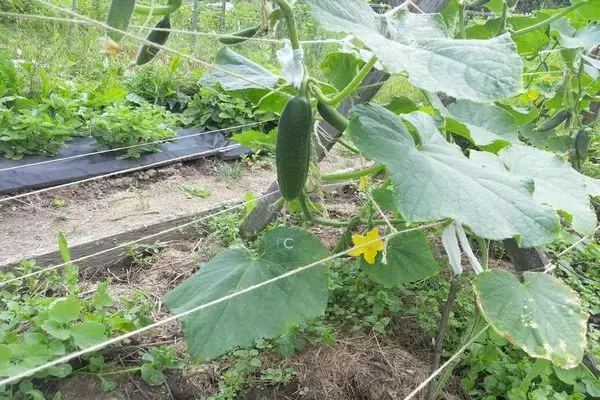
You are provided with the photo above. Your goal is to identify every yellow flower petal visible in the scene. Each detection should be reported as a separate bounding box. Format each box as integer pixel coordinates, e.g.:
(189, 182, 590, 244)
(359, 175, 371, 191)
(527, 89, 540, 101)
(348, 247, 364, 257)
(363, 247, 378, 264)
(365, 228, 380, 241)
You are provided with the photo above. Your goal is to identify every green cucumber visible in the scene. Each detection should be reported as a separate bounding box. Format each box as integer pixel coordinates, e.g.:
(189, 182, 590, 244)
(317, 101, 348, 132)
(537, 109, 571, 132)
(218, 25, 262, 45)
(134, 0, 182, 15)
(106, 0, 136, 42)
(575, 130, 589, 161)
(276, 95, 313, 201)
(135, 16, 171, 66)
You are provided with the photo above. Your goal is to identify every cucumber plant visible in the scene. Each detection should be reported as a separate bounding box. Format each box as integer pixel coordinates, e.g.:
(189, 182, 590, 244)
(159, 0, 600, 388)
(31, 0, 600, 396)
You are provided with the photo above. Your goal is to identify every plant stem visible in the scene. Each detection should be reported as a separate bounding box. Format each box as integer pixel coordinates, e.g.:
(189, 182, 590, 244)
(512, 0, 589, 37)
(336, 138, 360, 154)
(478, 238, 489, 269)
(497, 0, 507, 35)
(298, 193, 404, 228)
(425, 277, 462, 400)
(433, 312, 485, 398)
(321, 164, 385, 182)
(458, 1, 466, 39)
(271, 0, 300, 49)
(312, 56, 378, 106)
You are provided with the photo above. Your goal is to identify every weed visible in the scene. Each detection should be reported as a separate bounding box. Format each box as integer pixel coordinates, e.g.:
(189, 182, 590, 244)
(0, 237, 159, 398)
(125, 242, 166, 268)
(216, 161, 244, 181)
(179, 184, 211, 199)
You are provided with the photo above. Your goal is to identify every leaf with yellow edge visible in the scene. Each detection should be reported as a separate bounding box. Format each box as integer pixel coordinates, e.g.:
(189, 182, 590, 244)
(473, 269, 587, 368)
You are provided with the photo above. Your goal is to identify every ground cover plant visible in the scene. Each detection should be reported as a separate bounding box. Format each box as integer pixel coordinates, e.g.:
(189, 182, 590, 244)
(0, 0, 600, 399)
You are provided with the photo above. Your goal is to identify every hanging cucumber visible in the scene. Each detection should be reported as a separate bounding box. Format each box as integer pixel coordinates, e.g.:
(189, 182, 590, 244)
(135, 16, 171, 66)
(106, 0, 136, 42)
(574, 130, 589, 161)
(218, 25, 262, 45)
(134, 0, 182, 15)
(276, 94, 313, 201)
(317, 101, 348, 132)
(536, 109, 571, 132)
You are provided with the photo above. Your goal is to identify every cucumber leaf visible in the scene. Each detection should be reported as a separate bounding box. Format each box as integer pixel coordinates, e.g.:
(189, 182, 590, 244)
(446, 99, 521, 148)
(163, 228, 328, 361)
(303, 0, 522, 102)
(473, 269, 587, 369)
(498, 145, 600, 235)
(363, 231, 440, 286)
(347, 105, 559, 246)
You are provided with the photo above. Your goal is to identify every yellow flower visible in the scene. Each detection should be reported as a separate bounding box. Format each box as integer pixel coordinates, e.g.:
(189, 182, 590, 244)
(349, 228, 385, 264)
(526, 89, 540, 101)
(359, 175, 371, 191)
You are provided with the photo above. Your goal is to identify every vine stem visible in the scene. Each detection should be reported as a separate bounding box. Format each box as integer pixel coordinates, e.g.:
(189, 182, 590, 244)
(425, 277, 462, 400)
(458, 1, 466, 39)
(511, 0, 589, 37)
(321, 164, 385, 182)
(297, 193, 404, 228)
(271, 0, 300, 49)
(311, 56, 379, 106)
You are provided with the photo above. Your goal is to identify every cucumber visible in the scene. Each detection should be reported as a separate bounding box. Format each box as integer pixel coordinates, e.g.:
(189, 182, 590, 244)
(276, 95, 313, 201)
(218, 25, 262, 45)
(135, 16, 171, 66)
(317, 101, 348, 132)
(537, 109, 571, 132)
(106, 0, 136, 42)
(575, 130, 589, 161)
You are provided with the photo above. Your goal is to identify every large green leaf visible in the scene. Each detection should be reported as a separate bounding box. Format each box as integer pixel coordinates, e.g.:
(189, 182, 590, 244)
(446, 99, 521, 148)
(508, 15, 550, 54)
(199, 48, 282, 91)
(551, 19, 600, 49)
(321, 52, 364, 92)
(363, 231, 440, 286)
(303, 0, 522, 102)
(498, 145, 600, 235)
(163, 228, 328, 361)
(473, 269, 587, 368)
(347, 105, 559, 246)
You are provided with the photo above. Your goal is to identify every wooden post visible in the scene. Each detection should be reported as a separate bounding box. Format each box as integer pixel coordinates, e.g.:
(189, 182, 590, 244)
(192, 0, 200, 47)
(71, 0, 76, 10)
(220, 0, 227, 30)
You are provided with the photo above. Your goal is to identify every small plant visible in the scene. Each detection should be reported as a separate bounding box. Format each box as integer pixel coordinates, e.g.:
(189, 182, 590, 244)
(0, 235, 158, 398)
(179, 184, 212, 198)
(88, 103, 178, 159)
(216, 161, 244, 181)
(0, 106, 76, 160)
(126, 57, 193, 112)
(125, 242, 166, 268)
(183, 86, 275, 133)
